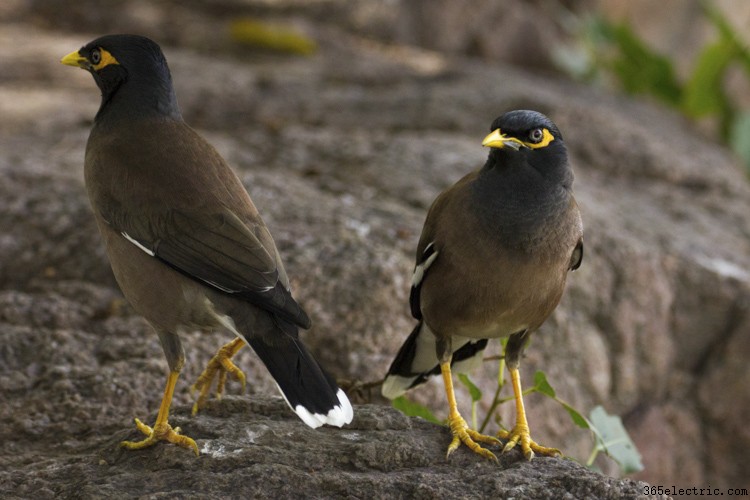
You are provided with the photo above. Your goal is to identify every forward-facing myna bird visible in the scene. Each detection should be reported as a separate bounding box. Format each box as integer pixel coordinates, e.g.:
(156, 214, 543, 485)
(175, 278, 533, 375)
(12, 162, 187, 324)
(61, 34, 352, 454)
(382, 110, 583, 462)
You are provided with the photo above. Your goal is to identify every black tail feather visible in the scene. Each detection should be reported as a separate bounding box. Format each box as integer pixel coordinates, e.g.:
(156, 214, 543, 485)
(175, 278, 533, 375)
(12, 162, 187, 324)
(242, 319, 352, 428)
(382, 320, 488, 398)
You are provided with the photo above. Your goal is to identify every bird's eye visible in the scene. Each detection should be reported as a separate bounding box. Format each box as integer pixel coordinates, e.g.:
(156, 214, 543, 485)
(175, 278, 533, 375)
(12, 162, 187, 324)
(529, 128, 544, 143)
(90, 49, 101, 65)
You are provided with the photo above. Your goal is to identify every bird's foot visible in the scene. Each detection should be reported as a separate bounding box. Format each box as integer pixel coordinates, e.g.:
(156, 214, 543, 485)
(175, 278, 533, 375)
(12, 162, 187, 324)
(446, 413, 501, 463)
(121, 418, 199, 456)
(191, 338, 246, 415)
(496, 424, 561, 460)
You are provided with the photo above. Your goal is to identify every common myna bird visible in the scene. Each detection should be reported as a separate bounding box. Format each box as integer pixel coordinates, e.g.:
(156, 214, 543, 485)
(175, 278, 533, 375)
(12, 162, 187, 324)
(61, 34, 352, 454)
(382, 110, 583, 461)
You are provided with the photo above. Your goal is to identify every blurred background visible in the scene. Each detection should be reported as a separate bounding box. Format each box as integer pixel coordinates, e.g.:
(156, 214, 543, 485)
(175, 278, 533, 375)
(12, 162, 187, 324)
(1, 0, 749, 494)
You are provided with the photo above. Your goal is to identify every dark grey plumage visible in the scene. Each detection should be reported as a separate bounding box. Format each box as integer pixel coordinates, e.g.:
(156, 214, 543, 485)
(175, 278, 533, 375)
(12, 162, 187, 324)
(383, 110, 583, 461)
(62, 35, 352, 454)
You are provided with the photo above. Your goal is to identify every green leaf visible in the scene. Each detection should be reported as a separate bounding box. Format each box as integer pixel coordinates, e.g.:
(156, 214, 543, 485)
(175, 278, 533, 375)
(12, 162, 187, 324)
(585, 16, 617, 48)
(562, 402, 590, 429)
(604, 21, 682, 106)
(229, 19, 317, 55)
(730, 112, 750, 172)
(588, 406, 644, 474)
(457, 373, 482, 402)
(391, 396, 442, 425)
(682, 39, 735, 117)
(701, 0, 750, 72)
(532, 370, 556, 398)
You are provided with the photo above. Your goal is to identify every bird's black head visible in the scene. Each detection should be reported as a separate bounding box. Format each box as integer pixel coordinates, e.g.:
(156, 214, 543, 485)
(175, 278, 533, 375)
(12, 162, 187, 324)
(61, 34, 181, 122)
(482, 110, 572, 188)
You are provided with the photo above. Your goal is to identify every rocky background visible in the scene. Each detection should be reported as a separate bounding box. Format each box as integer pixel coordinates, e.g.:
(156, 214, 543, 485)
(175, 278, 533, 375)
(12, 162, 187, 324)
(1, 0, 749, 497)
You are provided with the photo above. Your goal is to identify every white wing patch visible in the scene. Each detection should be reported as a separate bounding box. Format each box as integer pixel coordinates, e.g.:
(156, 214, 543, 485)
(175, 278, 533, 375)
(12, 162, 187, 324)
(412, 242, 438, 288)
(202, 279, 237, 293)
(121, 232, 155, 256)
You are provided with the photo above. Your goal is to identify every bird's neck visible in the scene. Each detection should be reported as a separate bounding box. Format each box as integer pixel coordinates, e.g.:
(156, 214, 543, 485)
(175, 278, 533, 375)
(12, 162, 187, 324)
(95, 75, 182, 126)
(472, 160, 573, 250)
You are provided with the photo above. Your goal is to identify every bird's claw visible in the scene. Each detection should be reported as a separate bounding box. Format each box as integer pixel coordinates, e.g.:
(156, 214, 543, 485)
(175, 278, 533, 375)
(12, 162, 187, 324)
(121, 418, 199, 456)
(192, 340, 246, 415)
(496, 425, 561, 461)
(446, 414, 501, 463)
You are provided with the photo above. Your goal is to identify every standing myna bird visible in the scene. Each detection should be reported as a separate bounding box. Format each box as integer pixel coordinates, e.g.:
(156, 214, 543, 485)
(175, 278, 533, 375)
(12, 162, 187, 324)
(382, 110, 583, 462)
(61, 34, 352, 454)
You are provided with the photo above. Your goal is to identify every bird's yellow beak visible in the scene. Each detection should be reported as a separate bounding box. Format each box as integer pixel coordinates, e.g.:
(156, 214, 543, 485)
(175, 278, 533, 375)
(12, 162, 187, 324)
(60, 50, 87, 68)
(482, 129, 525, 150)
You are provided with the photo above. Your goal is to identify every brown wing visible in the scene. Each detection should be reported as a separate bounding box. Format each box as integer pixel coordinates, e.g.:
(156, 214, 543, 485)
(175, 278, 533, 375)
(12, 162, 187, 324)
(104, 206, 311, 329)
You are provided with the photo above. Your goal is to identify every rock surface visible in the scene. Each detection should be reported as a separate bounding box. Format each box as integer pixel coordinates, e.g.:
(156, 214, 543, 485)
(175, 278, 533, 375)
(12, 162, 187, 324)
(3, 396, 661, 499)
(1, 0, 749, 496)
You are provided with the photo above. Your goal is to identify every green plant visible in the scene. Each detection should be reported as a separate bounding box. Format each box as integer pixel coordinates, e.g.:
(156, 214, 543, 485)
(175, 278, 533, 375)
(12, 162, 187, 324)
(229, 19, 317, 55)
(556, 1, 750, 173)
(392, 349, 643, 475)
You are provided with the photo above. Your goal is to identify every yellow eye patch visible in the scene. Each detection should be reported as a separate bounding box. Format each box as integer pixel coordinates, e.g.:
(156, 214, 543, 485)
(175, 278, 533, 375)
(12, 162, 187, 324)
(524, 128, 555, 149)
(92, 48, 119, 71)
(482, 127, 556, 151)
(61, 47, 119, 71)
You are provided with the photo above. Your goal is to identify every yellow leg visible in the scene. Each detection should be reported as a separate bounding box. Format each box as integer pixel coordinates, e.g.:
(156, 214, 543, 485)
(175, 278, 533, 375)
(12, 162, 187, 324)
(496, 367, 561, 460)
(121, 370, 199, 455)
(191, 337, 246, 415)
(441, 362, 501, 462)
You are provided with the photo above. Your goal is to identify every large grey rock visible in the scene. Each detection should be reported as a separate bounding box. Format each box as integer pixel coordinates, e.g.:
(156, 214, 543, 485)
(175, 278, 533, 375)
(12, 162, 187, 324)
(2, 0, 750, 494)
(2, 395, 660, 499)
